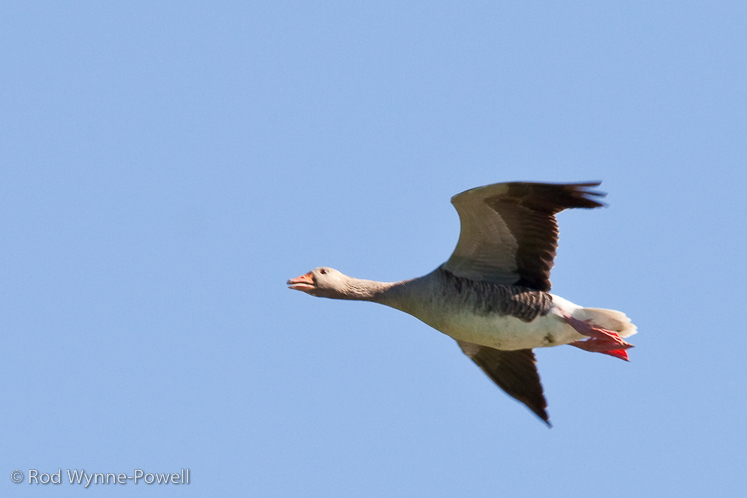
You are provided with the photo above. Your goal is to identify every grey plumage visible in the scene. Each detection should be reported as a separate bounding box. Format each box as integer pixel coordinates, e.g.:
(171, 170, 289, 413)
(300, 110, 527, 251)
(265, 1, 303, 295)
(436, 267, 552, 322)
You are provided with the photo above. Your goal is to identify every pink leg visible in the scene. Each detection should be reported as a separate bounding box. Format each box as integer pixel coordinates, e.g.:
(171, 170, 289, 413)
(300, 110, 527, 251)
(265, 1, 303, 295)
(553, 308, 634, 361)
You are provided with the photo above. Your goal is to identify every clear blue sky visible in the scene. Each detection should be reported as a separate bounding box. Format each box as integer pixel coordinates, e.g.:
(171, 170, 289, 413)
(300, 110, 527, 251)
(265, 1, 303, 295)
(2, 1, 746, 496)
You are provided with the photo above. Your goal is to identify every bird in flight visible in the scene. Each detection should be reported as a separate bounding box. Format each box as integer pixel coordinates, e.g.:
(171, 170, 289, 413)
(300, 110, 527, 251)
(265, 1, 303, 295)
(288, 181, 636, 425)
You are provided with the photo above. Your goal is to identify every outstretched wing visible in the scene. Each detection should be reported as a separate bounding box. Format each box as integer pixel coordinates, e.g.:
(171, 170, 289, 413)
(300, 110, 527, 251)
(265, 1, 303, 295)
(444, 182, 605, 291)
(457, 340, 550, 426)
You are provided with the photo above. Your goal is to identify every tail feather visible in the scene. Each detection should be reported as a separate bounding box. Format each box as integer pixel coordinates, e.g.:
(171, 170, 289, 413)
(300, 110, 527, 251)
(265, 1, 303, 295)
(574, 307, 637, 338)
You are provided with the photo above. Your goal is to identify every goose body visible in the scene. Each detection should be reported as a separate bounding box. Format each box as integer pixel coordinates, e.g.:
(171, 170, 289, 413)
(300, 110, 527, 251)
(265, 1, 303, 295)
(288, 181, 636, 425)
(372, 268, 582, 350)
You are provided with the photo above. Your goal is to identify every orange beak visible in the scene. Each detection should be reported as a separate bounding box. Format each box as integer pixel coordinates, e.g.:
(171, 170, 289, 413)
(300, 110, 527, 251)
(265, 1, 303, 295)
(287, 272, 315, 292)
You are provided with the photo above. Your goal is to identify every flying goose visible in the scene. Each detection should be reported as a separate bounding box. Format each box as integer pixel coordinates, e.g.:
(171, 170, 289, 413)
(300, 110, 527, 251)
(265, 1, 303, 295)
(287, 181, 636, 425)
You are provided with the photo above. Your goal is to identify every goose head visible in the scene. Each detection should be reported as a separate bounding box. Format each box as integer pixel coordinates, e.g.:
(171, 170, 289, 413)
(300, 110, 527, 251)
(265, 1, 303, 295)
(287, 267, 351, 299)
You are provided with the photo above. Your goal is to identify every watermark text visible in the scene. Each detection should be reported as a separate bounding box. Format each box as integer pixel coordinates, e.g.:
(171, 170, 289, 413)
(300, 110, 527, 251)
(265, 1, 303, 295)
(12, 468, 190, 487)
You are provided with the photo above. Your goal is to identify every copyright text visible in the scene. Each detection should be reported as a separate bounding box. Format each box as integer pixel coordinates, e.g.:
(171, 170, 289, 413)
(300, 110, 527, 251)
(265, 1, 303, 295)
(12, 468, 191, 487)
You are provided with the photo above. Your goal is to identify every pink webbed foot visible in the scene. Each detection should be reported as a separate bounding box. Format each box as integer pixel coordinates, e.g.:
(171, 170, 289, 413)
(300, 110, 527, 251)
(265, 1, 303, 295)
(569, 338, 631, 361)
(554, 308, 634, 361)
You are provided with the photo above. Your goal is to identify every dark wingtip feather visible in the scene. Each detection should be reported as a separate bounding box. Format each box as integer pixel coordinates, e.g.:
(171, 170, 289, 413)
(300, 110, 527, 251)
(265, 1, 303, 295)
(567, 181, 607, 209)
(522, 389, 551, 426)
(533, 406, 552, 427)
(498, 181, 608, 213)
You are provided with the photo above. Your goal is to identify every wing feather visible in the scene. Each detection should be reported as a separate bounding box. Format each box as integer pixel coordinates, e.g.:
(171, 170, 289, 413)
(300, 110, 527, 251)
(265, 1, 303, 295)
(444, 181, 605, 291)
(457, 341, 550, 425)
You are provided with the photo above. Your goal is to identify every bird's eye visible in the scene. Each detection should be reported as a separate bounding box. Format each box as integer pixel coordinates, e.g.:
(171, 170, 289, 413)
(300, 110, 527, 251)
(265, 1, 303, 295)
(320, 269, 327, 275)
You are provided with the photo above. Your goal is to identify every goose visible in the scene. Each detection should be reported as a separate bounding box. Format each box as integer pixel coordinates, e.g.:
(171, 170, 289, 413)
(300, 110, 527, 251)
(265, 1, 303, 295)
(287, 181, 636, 425)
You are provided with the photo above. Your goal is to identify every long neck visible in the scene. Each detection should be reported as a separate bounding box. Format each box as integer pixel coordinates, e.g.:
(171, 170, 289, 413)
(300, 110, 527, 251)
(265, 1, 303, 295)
(334, 277, 400, 302)
(337, 274, 428, 315)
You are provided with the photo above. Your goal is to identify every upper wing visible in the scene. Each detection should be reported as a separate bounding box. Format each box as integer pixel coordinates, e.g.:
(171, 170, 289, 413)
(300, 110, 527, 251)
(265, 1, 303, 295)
(443, 181, 605, 291)
(457, 340, 550, 426)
